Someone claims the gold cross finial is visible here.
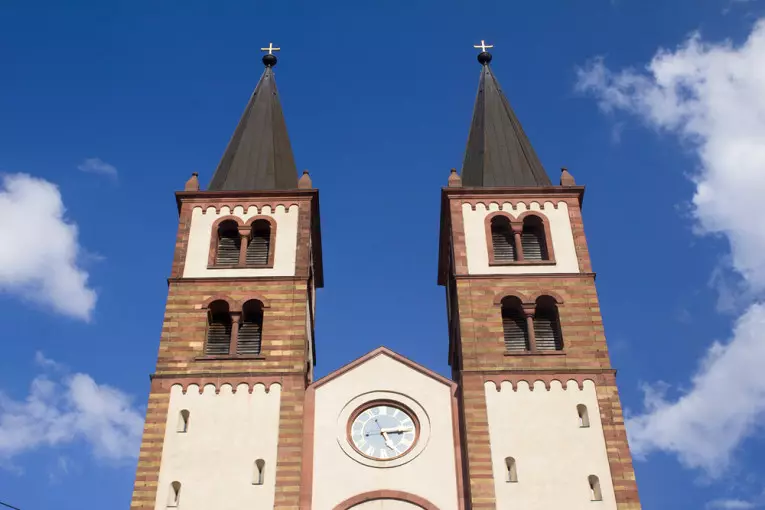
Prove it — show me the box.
[473,40,493,53]
[260,42,281,55]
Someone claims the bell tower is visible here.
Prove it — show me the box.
[130,48,322,510]
[438,45,641,510]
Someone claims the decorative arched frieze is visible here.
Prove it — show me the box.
[482,374,608,392]
[191,202,301,215]
[158,377,283,394]
[332,490,440,510]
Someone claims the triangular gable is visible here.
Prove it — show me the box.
[311,346,456,391]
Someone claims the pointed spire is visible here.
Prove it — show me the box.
[461,43,551,187]
[208,44,298,191]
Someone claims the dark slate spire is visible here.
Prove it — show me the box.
[208,45,299,191]
[461,44,552,187]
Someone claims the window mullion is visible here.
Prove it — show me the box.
[523,306,536,351]
[230,312,241,356]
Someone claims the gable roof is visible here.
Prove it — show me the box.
[311,347,456,390]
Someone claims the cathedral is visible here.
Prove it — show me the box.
[129,43,642,510]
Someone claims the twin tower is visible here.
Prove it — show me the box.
[130,47,641,510]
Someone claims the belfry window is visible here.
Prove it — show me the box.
[246,220,271,266]
[533,296,563,351]
[501,296,529,352]
[521,215,548,261]
[238,300,264,355]
[205,300,232,355]
[215,220,241,265]
[491,216,516,262]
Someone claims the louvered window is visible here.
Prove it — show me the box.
[215,221,241,265]
[534,297,563,351]
[502,298,529,351]
[246,220,271,266]
[205,301,232,355]
[521,216,548,261]
[491,217,516,262]
[238,300,263,355]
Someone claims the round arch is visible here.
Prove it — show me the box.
[333,490,440,510]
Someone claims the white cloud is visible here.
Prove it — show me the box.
[77,158,117,178]
[707,500,757,510]
[0,173,97,320]
[577,20,765,474]
[0,353,143,465]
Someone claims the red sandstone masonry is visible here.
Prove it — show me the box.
[131,190,319,510]
[440,185,641,510]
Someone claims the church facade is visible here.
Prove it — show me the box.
[129,46,642,510]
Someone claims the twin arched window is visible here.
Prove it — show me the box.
[501,295,563,352]
[213,218,273,268]
[205,299,264,356]
[490,214,550,264]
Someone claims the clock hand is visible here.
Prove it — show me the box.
[381,431,395,450]
[379,426,414,434]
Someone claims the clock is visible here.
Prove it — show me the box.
[348,401,419,460]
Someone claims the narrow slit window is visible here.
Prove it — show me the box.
[167,481,181,508]
[577,404,590,428]
[215,220,241,265]
[177,410,190,433]
[253,459,265,485]
[534,296,563,351]
[502,297,529,352]
[491,216,516,262]
[238,300,264,355]
[246,220,271,266]
[588,475,602,501]
[520,215,549,261]
[505,457,518,483]
[205,300,232,355]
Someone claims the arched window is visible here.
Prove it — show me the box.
[167,481,181,507]
[246,220,271,266]
[205,300,232,355]
[238,300,264,355]
[521,215,549,261]
[501,296,529,351]
[577,404,590,428]
[505,457,518,483]
[177,410,190,433]
[253,459,265,485]
[491,216,516,262]
[215,220,241,265]
[534,296,563,351]
[588,475,602,501]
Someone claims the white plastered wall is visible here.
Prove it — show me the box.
[484,379,617,510]
[183,205,299,278]
[312,354,458,510]
[154,383,282,510]
[461,201,580,274]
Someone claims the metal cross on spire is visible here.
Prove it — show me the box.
[473,40,494,53]
[260,42,281,55]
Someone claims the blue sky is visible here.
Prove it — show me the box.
[2,0,765,508]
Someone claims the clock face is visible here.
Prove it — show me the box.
[348,402,419,460]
